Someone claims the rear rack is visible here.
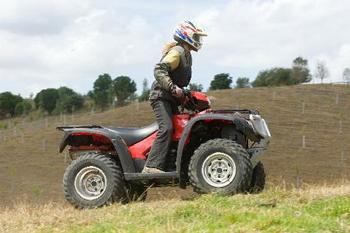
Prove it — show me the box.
[56,125,103,131]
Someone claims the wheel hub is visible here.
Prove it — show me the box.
[74,166,107,200]
[201,152,236,188]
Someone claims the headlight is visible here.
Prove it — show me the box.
[249,114,271,139]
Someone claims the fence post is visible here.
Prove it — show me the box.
[302,135,306,149]
[339,150,345,179]
[295,166,301,190]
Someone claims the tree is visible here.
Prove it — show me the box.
[252,68,292,87]
[252,57,312,87]
[189,83,203,92]
[209,73,232,90]
[112,76,137,106]
[139,78,151,102]
[92,74,113,110]
[291,57,312,84]
[314,61,329,84]
[56,87,84,113]
[343,68,350,85]
[34,88,59,114]
[235,77,250,88]
[0,92,23,118]
[15,100,32,116]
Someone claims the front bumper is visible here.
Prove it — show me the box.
[247,114,271,166]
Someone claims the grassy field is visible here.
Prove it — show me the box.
[0,183,349,233]
[0,84,350,206]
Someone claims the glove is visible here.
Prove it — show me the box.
[172,85,184,98]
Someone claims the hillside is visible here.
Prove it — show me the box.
[1,183,349,232]
[0,84,349,206]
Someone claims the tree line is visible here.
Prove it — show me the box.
[0,56,349,119]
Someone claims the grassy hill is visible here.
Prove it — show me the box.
[1,183,349,232]
[0,84,349,206]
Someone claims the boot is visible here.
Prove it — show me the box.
[142,166,165,173]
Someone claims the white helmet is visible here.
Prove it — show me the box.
[174,21,207,51]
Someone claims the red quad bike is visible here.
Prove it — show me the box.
[57,91,271,208]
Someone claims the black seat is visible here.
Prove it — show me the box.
[105,122,159,146]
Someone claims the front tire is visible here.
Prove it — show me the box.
[63,152,127,209]
[189,139,252,195]
[248,161,266,193]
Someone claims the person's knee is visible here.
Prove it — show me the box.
[159,122,173,136]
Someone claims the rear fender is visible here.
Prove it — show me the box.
[176,114,259,185]
[59,129,112,153]
[59,129,136,173]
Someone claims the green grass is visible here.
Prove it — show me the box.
[35,186,350,233]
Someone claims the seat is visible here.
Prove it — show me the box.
[105,122,159,146]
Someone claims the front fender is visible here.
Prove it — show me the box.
[176,113,259,182]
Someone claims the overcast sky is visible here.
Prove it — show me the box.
[0,0,349,97]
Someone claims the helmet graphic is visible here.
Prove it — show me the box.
[174,21,207,51]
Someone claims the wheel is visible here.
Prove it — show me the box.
[127,183,148,201]
[248,161,266,193]
[63,152,128,209]
[189,139,252,195]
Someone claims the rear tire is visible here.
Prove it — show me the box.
[189,139,252,195]
[63,152,128,209]
[248,161,266,193]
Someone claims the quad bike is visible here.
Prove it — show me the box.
[57,91,271,208]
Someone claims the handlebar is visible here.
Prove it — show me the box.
[180,89,197,112]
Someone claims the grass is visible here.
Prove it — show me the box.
[1,183,349,233]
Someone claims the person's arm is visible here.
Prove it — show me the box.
[154,49,181,94]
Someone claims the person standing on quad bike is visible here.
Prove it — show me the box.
[142,21,207,173]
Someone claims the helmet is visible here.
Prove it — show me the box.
[174,21,207,51]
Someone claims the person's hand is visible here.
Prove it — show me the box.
[172,85,184,98]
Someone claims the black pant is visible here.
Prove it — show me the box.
[145,99,175,170]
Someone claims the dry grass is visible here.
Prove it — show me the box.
[0,182,349,233]
[0,84,350,206]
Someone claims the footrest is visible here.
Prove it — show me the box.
[124,172,178,181]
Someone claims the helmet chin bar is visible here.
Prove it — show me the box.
[175,41,198,52]
[184,43,196,51]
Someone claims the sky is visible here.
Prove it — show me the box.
[0,0,350,97]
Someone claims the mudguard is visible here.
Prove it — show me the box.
[58,128,114,153]
[58,128,136,173]
[175,113,260,186]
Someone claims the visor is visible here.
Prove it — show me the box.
[193,34,205,49]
